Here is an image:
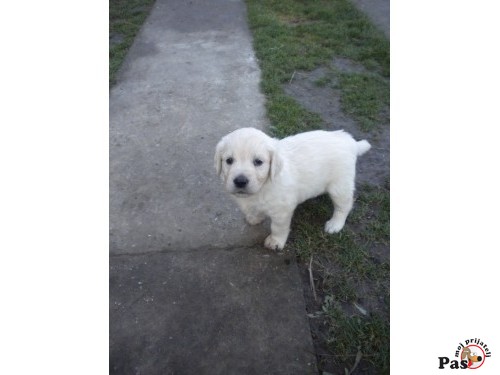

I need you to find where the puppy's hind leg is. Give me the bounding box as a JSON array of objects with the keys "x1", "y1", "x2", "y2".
[{"x1": 325, "y1": 184, "x2": 354, "y2": 234}]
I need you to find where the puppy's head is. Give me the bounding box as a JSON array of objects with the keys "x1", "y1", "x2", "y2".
[{"x1": 214, "y1": 128, "x2": 281, "y2": 197}]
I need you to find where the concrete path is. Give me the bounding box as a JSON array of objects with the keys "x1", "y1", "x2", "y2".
[
  {"x1": 351, "y1": 0, "x2": 390, "y2": 38},
  {"x1": 110, "y1": 0, "x2": 270, "y2": 254},
  {"x1": 110, "y1": 0, "x2": 316, "y2": 373}
]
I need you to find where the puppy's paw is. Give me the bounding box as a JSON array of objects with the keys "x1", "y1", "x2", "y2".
[
  {"x1": 324, "y1": 219, "x2": 345, "y2": 234},
  {"x1": 245, "y1": 213, "x2": 265, "y2": 226},
  {"x1": 264, "y1": 235, "x2": 285, "y2": 251}
]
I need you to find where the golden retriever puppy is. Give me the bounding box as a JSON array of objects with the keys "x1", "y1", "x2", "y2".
[{"x1": 215, "y1": 127, "x2": 370, "y2": 250}]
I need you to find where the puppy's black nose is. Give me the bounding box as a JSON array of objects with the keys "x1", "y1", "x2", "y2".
[
  {"x1": 477, "y1": 356, "x2": 482, "y2": 361},
  {"x1": 233, "y1": 175, "x2": 249, "y2": 188}
]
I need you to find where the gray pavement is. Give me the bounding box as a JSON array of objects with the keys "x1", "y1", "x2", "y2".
[
  {"x1": 351, "y1": 0, "x2": 390, "y2": 38},
  {"x1": 110, "y1": 248, "x2": 315, "y2": 374},
  {"x1": 110, "y1": 0, "x2": 269, "y2": 254},
  {"x1": 110, "y1": 0, "x2": 316, "y2": 373}
]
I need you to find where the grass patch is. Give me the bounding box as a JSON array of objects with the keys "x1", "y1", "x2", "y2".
[
  {"x1": 267, "y1": 93, "x2": 323, "y2": 138},
  {"x1": 288, "y1": 184, "x2": 390, "y2": 373},
  {"x1": 290, "y1": 185, "x2": 389, "y2": 265},
  {"x1": 338, "y1": 73, "x2": 390, "y2": 131},
  {"x1": 109, "y1": 0, "x2": 155, "y2": 86},
  {"x1": 246, "y1": 0, "x2": 389, "y2": 136},
  {"x1": 323, "y1": 300, "x2": 390, "y2": 372}
]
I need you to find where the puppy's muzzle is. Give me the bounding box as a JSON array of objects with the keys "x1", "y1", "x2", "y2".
[{"x1": 233, "y1": 175, "x2": 249, "y2": 189}]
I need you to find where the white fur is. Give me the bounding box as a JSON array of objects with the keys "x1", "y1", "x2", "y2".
[{"x1": 214, "y1": 127, "x2": 370, "y2": 250}]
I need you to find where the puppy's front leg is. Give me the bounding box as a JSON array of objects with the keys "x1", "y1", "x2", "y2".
[
  {"x1": 236, "y1": 201, "x2": 266, "y2": 226},
  {"x1": 245, "y1": 212, "x2": 266, "y2": 225},
  {"x1": 264, "y1": 212, "x2": 293, "y2": 250},
  {"x1": 234, "y1": 199, "x2": 264, "y2": 225}
]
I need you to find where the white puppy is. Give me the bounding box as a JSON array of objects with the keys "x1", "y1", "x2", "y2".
[{"x1": 214, "y1": 128, "x2": 370, "y2": 250}]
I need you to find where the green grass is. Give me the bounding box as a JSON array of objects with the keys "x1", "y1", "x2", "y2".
[
  {"x1": 290, "y1": 185, "x2": 389, "y2": 264},
  {"x1": 312, "y1": 67, "x2": 391, "y2": 131},
  {"x1": 267, "y1": 93, "x2": 324, "y2": 138},
  {"x1": 109, "y1": 0, "x2": 155, "y2": 86},
  {"x1": 246, "y1": 0, "x2": 389, "y2": 135},
  {"x1": 338, "y1": 72, "x2": 390, "y2": 131},
  {"x1": 289, "y1": 185, "x2": 390, "y2": 373},
  {"x1": 323, "y1": 300, "x2": 390, "y2": 372}
]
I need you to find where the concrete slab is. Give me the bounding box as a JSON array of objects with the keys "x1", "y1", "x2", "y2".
[
  {"x1": 110, "y1": 248, "x2": 317, "y2": 374},
  {"x1": 110, "y1": 0, "x2": 269, "y2": 255}
]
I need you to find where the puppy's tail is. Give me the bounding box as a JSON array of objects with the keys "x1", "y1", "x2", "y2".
[{"x1": 356, "y1": 140, "x2": 371, "y2": 156}]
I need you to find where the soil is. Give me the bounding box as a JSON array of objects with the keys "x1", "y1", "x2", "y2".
[
  {"x1": 284, "y1": 56, "x2": 390, "y2": 374},
  {"x1": 283, "y1": 58, "x2": 390, "y2": 187}
]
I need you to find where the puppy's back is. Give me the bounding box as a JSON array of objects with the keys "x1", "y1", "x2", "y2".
[
  {"x1": 276, "y1": 130, "x2": 368, "y2": 196},
  {"x1": 279, "y1": 130, "x2": 362, "y2": 160}
]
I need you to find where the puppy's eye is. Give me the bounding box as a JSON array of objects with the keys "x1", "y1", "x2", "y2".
[
  {"x1": 226, "y1": 157, "x2": 234, "y2": 165},
  {"x1": 253, "y1": 158, "x2": 263, "y2": 167}
]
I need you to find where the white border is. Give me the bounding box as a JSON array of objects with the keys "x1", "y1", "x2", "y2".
[
  {"x1": 391, "y1": 0, "x2": 500, "y2": 373},
  {"x1": 0, "y1": 1, "x2": 108, "y2": 374}
]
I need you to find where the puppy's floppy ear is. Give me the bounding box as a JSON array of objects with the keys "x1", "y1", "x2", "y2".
[
  {"x1": 269, "y1": 146, "x2": 283, "y2": 181},
  {"x1": 214, "y1": 137, "x2": 226, "y2": 176}
]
